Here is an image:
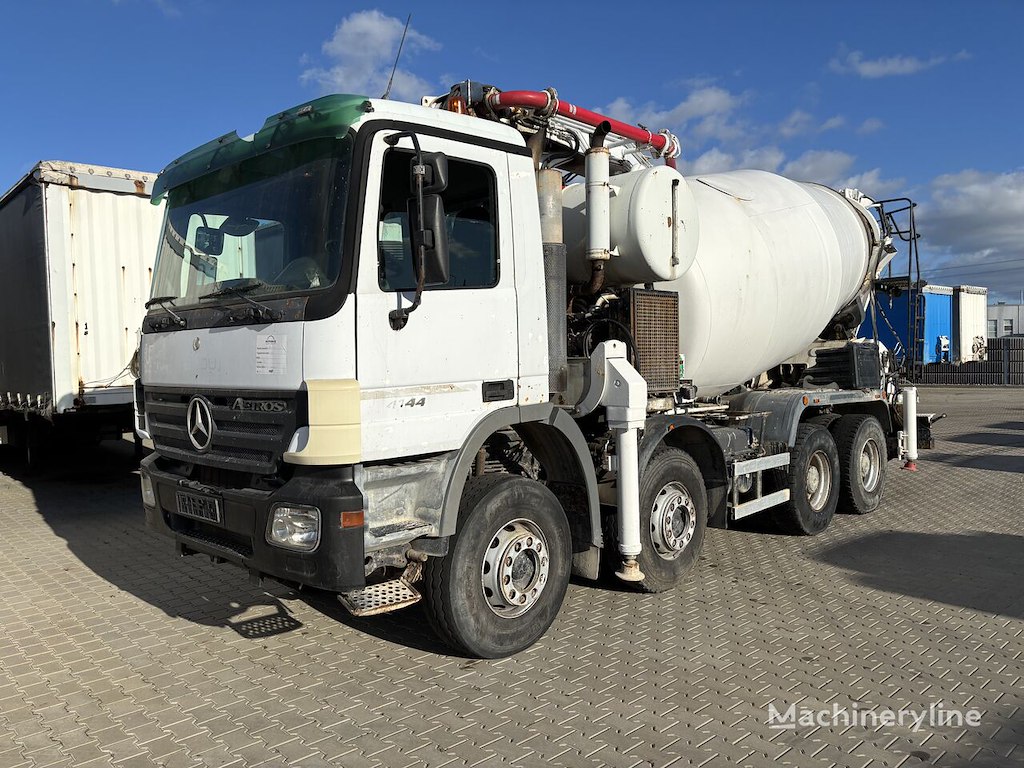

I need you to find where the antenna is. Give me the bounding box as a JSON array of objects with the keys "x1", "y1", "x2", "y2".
[{"x1": 381, "y1": 13, "x2": 412, "y2": 100}]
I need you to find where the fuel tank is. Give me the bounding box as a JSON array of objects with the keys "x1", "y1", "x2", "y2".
[{"x1": 563, "y1": 168, "x2": 882, "y2": 397}]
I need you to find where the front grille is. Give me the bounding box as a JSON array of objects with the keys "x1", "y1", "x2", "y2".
[
  {"x1": 146, "y1": 387, "x2": 305, "y2": 475},
  {"x1": 612, "y1": 288, "x2": 680, "y2": 395}
]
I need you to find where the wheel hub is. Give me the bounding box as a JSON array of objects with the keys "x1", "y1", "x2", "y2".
[
  {"x1": 805, "y1": 451, "x2": 832, "y2": 511},
  {"x1": 860, "y1": 439, "x2": 881, "y2": 492},
  {"x1": 650, "y1": 482, "x2": 697, "y2": 561},
  {"x1": 481, "y1": 519, "x2": 549, "y2": 618}
]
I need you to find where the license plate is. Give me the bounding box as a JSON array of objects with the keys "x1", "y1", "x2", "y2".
[{"x1": 176, "y1": 491, "x2": 222, "y2": 523}]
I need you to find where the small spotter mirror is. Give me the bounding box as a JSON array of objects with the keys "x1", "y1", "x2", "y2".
[{"x1": 411, "y1": 152, "x2": 448, "y2": 195}]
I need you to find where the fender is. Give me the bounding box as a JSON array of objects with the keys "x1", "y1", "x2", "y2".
[
  {"x1": 640, "y1": 413, "x2": 732, "y2": 529},
  {"x1": 439, "y1": 403, "x2": 601, "y2": 552},
  {"x1": 729, "y1": 388, "x2": 894, "y2": 446}
]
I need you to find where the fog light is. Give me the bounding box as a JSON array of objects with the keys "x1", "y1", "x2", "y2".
[
  {"x1": 268, "y1": 505, "x2": 321, "y2": 552},
  {"x1": 140, "y1": 472, "x2": 156, "y2": 507}
]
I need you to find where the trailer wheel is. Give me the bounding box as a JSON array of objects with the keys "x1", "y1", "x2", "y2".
[
  {"x1": 831, "y1": 415, "x2": 887, "y2": 514},
  {"x1": 423, "y1": 474, "x2": 572, "y2": 658},
  {"x1": 771, "y1": 424, "x2": 839, "y2": 535}
]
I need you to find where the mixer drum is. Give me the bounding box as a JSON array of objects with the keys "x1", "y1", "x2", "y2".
[
  {"x1": 660, "y1": 170, "x2": 879, "y2": 396},
  {"x1": 563, "y1": 168, "x2": 880, "y2": 397}
]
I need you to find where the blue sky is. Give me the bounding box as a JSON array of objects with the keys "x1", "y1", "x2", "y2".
[{"x1": 2, "y1": 1, "x2": 1022, "y2": 301}]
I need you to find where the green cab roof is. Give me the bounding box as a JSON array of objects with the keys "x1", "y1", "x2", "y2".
[{"x1": 151, "y1": 93, "x2": 370, "y2": 202}]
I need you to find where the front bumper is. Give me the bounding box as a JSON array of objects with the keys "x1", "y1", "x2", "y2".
[{"x1": 141, "y1": 454, "x2": 366, "y2": 591}]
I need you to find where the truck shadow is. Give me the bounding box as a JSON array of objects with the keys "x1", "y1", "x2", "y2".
[
  {"x1": 946, "y1": 431, "x2": 1024, "y2": 448},
  {"x1": 923, "y1": 451, "x2": 1024, "y2": 474},
  {"x1": 5, "y1": 439, "x2": 309, "y2": 639},
  {"x1": 5, "y1": 439, "x2": 456, "y2": 653},
  {"x1": 986, "y1": 421, "x2": 1024, "y2": 431},
  {"x1": 813, "y1": 530, "x2": 1024, "y2": 619}
]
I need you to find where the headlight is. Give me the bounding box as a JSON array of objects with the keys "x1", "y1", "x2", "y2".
[
  {"x1": 140, "y1": 472, "x2": 156, "y2": 507},
  {"x1": 267, "y1": 505, "x2": 321, "y2": 552}
]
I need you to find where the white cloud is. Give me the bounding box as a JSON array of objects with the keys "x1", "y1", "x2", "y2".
[
  {"x1": 779, "y1": 110, "x2": 814, "y2": 138},
  {"x1": 739, "y1": 146, "x2": 785, "y2": 173},
  {"x1": 925, "y1": 170, "x2": 1024, "y2": 251},
  {"x1": 603, "y1": 80, "x2": 898, "y2": 204},
  {"x1": 601, "y1": 87, "x2": 744, "y2": 145},
  {"x1": 300, "y1": 10, "x2": 440, "y2": 103},
  {"x1": 681, "y1": 146, "x2": 787, "y2": 177},
  {"x1": 782, "y1": 150, "x2": 855, "y2": 182},
  {"x1": 112, "y1": 0, "x2": 180, "y2": 17},
  {"x1": 775, "y1": 151, "x2": 904, "y2": 197},
  {"x1": 857, "y1": 117, "x2": 885, "y2": 134},
  {"x1": 685, "y1": 148, "x2": 736, "y2": 175},
  {"x1": 820, "y1": 115, "x2": 846, "y2": 132},
  {"x1": 917, "y1": 170, "x2": 1024, "y2": 299},
  {"x1": 779, "y1": 110, "x2": 846, "y2": 138},
  {"x1": 841, "y1": 168, "x2": 905, "y2": 198},
  {"x1": 829, "y1": 47, "x2": 952, "y2": 78}
]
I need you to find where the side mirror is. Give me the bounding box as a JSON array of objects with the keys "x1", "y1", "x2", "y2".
[
  {"x1": 412, "y1": 152, "x2": 449, "y2": 195},
  {"x1": 408, "y1": 194, "x2": 450, "y2": 286}
]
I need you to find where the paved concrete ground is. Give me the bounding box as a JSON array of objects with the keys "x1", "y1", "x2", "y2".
[{"x1": 0, "y1": 388, "x2": 1021, "y2": 768}]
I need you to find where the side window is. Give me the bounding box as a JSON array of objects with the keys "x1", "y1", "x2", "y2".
[{"x1": 378, "y1": 148, "x2": 498, "y2": 291}]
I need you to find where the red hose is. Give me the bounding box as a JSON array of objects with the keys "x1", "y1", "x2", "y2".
[{"x1": 486, "y1": 89, "x2": 680, "y2": 160}]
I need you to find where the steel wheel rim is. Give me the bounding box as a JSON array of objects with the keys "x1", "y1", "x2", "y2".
[
  {"x1": 860, "y1": 438, "x2": 882, "y2": 492},
  {"x1": 805, "y1": 451, "x2": 832, "y2": 511},
  {"x1": 650, "y1": 482, "x2": 697, "y2": 561},
  {"x1": 481, "y1": 518, "x2": 549, "y2": 618}
]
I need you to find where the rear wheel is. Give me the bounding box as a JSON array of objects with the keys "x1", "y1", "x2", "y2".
[
  {"x1": 423, "y1": 474, "x2": 572, "y2": 658},
  {"x1": 831, "y1": 415, "x2": 887, "y2": 514},
  {"x1": 771, "y1": 424, "x2": 840, "y2": 535},
  {"x1": 606, "y1": 447, "x2": 707, "y2": 594}
]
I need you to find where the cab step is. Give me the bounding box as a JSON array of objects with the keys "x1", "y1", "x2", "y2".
[{"x1": 338, "y1": 564, "x2": 423, "y2": 617}]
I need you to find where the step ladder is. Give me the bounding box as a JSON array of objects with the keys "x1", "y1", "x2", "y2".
[{"x1": 338, "y1": 562, "x2": 423, "y2": 617}]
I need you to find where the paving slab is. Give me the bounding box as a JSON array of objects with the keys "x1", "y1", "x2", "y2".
[{"x1": 0, "y1": 387, "x2": 1021, "y2": 767}]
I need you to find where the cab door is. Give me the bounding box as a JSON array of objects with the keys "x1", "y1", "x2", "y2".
[{"x1": 355, "y1": 130, "x2": 519, "y2": 462}]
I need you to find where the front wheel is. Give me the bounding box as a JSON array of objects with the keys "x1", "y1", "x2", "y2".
[
  {"x1": 771, "y1": 423, "x2": 840, "y2": 535},
  {"x1": 423, "y1": 474, "x2": 572, "y2": 658}
]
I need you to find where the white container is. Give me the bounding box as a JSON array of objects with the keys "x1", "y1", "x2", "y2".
[
  {"x1": 953, "y1": 285, "x2": 988, "y2": 362},
  {"x1": 563, "y1": 165, "x2": 699, "y2": 284},
  {"x1": 0, "y1": 161, "x2": 164, "y2": 415}
]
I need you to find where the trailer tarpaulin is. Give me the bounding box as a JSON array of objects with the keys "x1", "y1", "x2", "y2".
[{"x1": 0, "y1": 179, "x2": 54, "y2": 408}]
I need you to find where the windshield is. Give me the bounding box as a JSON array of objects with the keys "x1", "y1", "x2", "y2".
[{"x1": 150, "y1": 136, "x2": 352, "y2": 308}]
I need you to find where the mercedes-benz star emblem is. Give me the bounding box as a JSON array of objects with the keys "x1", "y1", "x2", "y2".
[{"x1": 186, "y1": 396, "x2": 215, "y2": 452}]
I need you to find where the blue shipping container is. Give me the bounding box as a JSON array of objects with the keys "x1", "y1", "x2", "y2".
[{"x1": 865, "y1": 281, "x2": 953, "y2": 364}]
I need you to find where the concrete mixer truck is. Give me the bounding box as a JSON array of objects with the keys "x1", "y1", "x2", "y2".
[{"x1": 134, "y1": 82, "x2": 934, "y2": 657}]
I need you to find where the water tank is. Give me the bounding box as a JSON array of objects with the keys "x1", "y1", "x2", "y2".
[{"x1": 564, "y1": 169, "x2": 882, "y2": 396}]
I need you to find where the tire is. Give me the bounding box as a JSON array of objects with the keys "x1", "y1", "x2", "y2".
[
  {"x1": 771, "y1": 424, "x2": 840, "y2": 535},
  {"x1": 605, "y1": 447, "x2": 707, "y2": 594},
  {"x1": 831, "y1": 415, "x2": 887, "y2": 514},
  {"x1": 423, "y1": 474, "x2": 572, "y2": 658}
]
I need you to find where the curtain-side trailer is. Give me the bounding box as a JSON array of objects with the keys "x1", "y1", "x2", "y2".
[{"x1": 0, "y1": 161, "x2": 163, "y2": 462}]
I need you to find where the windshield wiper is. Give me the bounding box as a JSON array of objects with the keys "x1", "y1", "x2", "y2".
[
  {"x1": 200, "y1": 281, "x2": 279, "y2": 322},
  {"x1": 144, "y1": 295, "x2": 187, "y2": 327},
  {"x1": 200, "y1": 279, "x2": 266, "y2": 299}
]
